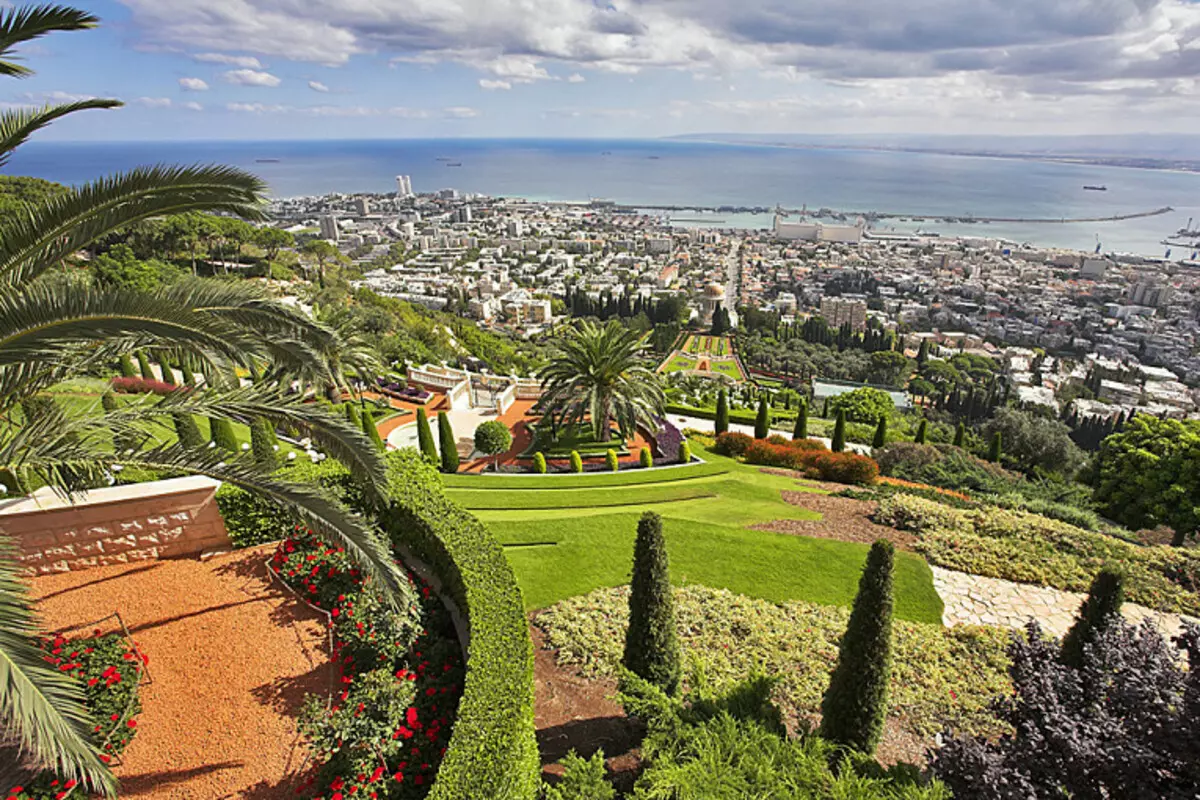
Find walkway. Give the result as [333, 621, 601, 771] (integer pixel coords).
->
[932, 565, 1199, 640]
[29, 546, 328, 799]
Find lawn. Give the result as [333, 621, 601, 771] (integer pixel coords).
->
[709, 359, 746, 381]
[441, 460, 729, 489]
[519, 423, 629, 458]
[445, 443, 944, 623]
[659, 354, 696, 374]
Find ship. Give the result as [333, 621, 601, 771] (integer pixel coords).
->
[255, 158, 281, 163]
[1083, 185, 1107, 191]
[446, 162, 463, 167]
[435, 156, 453, 161]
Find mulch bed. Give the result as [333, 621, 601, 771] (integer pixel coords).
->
[752, 481, 918, 552]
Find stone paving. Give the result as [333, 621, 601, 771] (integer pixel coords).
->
[932, 565, 1199, 640]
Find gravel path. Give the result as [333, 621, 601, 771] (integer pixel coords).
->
[29, 546, 328, 799]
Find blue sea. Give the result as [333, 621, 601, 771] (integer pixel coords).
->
[10, 138, 1200, 256]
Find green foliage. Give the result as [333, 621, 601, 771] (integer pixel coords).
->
[102, 391, 134, 454]
[986, 432, 1002, 463]
[172, 412, 203, 450]
[542, 751, 614, 800]
[90, 243, 181, 292]
[872, 416, 888, 449]
[475, 420, 514, 458]
[135, 350, 154, 381]
[209, 416, 239, 452]
[117, 354, 135, 378]
[416, 406, 438, 465]
[1061, 568, 1125, 669]
[606, 448, 619, 472]
[360, 407, 385, 452]
[179, 362, 196, 386]
[714, 389, 729, 436]
[624, 512, 682, 695]
[640, 447, 654, 469]
[793, 401, 808, 440]
[754, 397, 770, 439]
[158, 360, 176, 385]
[832, 410, 847, 453]
[678, 440, 692, 463]
[914, 419, 927, 445]
[533, 452, 548, 474]
[343, 401, 362, 428]
[1093, 416, 1200, 545]
[829, 387, 896, 423]
[437, 411, 459, 474]
[570, 451, 583, 473]
[982, 408, 1083, 476]
[953, 422, 965, 448]
[250, 418, 280, 468]
[820, 540, 894, 753]
[0, 175, 67, 216]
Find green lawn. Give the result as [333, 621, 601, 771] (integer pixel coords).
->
[446, 444, 944, 623]
[521, 424, 629, 457]
[709, 359, 745, 381]
[441, 460, 729, 489]
[659, 354, 695, 373]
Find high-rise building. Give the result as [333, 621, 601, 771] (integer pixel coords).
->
[354, 197, 371, 215]
[507, 219, 524, 238]
[319, 214, 340, 242]
[454, 205, 472, 224]
[395, 175, 414, 197]
[819, 296, 867, 331]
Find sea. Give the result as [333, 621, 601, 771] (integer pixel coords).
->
[10, 137, 1200, 257]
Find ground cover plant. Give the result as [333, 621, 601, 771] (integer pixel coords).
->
[538, 584, 1011, 743]
[874, 492, 1200, 615]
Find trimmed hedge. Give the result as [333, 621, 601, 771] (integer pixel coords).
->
[741, 438, 879, 485]
[380, 450, 539, 800]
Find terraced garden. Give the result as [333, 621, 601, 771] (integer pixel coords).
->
[658, 335, 747, 381]
[442, 442, 943, 621]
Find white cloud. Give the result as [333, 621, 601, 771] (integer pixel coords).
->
[178, 77, 209, 91]
[567, 73, 586, 83]
[193, 52, 263, 68]
[225, 101, 478, 119]
[223, 68, 282, 87]
[136, 96, 173, 108]
[479, 79, 511, 90]
[182, 101, 204, 111]
[227, 102, 288, 113]
[308, 80, 329, 92]
[23, 90, 96, 103]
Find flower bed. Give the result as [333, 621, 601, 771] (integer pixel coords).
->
[8, 631, 146, 800]
[271, 528, 464, 799]
[536, 585, 1012, 741]
[874, 493, 1200, 615]
[109, 376, 184, 396]
[732, 434, 879, 485]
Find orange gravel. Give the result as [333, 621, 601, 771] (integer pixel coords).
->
[28, 546, 329, 799]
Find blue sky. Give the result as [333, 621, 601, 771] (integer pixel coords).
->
[10, 0, 1200, 140]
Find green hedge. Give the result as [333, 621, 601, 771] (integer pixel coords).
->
[381, 450, 540, 799]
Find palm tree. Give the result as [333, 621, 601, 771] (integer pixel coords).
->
[0, 7, 401, 795]
[538, 319, 664, 441]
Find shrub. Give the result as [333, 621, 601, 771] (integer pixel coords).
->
[180, 362, 197, 386]
[814, 452, 879, 486]
[640, 447, 653, 469]
[416, 406, 438, 465]
[953, 422, 965, 447]
[110, 375, 183, 396]
[135, 350, 154, 380]
[820, 540, 894, 753]
[159, 360, 176, 385]
[605, 448, 619, 472]
[793, 400, 808, 440]
[542, 751, 614, 800]
[986, 431, 1002, 463]
[754, 397, 770, 439]
[831, 409, 847, 453]
[678, 440, 691, 463]
[715, 389, 729, 436]
[438, 411, 459, 473]
[344, 401, 362, 429]
[360, 408, 386, 452]
[713, 431, 753, 458]
[475, 420, 513, 462]
[533, 452, 547, 474]
[209, 416, 239, 452]
[623, 512, 681, 695]
[118, 353, 136, 378]
[1060, 568, 1125, 669]
[829, 387, 895, 423]
[914, 418, 928, 445]
[170, 411, 201, 450]
[872, 416, 888, 449]
[250, 418, 279, 468]
[570, 451, 583, 473]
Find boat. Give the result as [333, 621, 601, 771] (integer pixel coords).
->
[446, 162, 463, 167]
[435, 157, 452, 161]
[255, 158, 281, 163]
[1083, 185, 1107, 191]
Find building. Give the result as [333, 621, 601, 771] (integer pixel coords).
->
[775, 291, 798, 315]
[773, 215, 864, 244]
[699, 283, 725, 326]
[820, 296, 867, 331]
[454, 205, 473, 224]
[507, 219, 524, 238]
[1129, 281, 1174, 307]
[319, 214, 340, 242]
[646, 238, 673, 255]
[1080, 258, 1110, 279]
[354, 198, 371, 215]
[395, 175, 414, 197]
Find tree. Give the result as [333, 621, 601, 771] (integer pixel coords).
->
[953, 422, 965, 448]
[819, 540, 894, 753]
[343, 401, 362, 429]
[868, 350, 910, 387]
[539, 320, 664, 442]
[987, 431, 1002, 463]
[914, 419, 928, 445]
[173, 411, 203, 450]
[754, 396, 770, 440]
[360, 408, 385, 452]
[793, 401, 808, 440]
[831, 410, 846, 453]
[474, 420, 512, 472]
[570, 450, 583, 473]
[714, 389, 729, 436]
[136, 350, 154, 380]
[209, 416, 239, 452]
[159, 360, 176, 385]
[1092, 416, 1200, 546]
[254, 226, 293, 260]
[301, 239, 340, 286]
[1061, 569, 1125, 669]
[639, 447, 653, 469]
[118, 353, 135, 378]
[623, 512, 681, 695]
[415, 407, 437, 465]
[437, 411, 459, 473]
[872, 416, 888, 449]
[179, 362, 197, 387]
[828, 387, 894, 423]
[983, 407, 1084, 476]
[250, 418, 279, 468]
[678, 440, 691, 463]
[103, 391, 136, 454]
[533, 452, 547, 474]
[821, 398, 829, 418]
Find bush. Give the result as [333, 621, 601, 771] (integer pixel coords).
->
[623, 512, 681, 695]
[475, 420, 514, 463]
[542, 751, 614, 800]
[1060, 568, 1125, 669]
[793, 401, 808, 440]
[678, 440, 691, 464]
[754, 397, 770, 439]
[416, 406, 438, 465]
[361, 407, 386, 452]
[110, 375, 184, 396]
[159, 361, 176, 385]
[715, 389, 729, 436]
[829, 387, 895, 423]
[570, 451, 583, 473]
[250, 418, 279, 468]
[438, 411, 459, 474]
[533, 452, 548, 474]
[640, 447, 653, 469]
[832, 409, 847, 453]
[605, 449, 619, 472]
[135, 350, 154, 380]
[209, 416, 239, 452]
[813, 452, 880, 486]
[118, 353, 136, 378]
[713, 431, 753, 458]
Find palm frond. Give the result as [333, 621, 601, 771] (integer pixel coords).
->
[0, 165, 267, 288]
[0, 540, 117, 797]
[0, 100, 121, 167]
[0, 4, 97, 78]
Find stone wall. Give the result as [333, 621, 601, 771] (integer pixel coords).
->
[0, 476, 230, 575]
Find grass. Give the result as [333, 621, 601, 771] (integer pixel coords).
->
[441, 460, 729, 488]
[660, 354, 696, 373]
[446, 442, 944, 623]
[520, 424, 628, 457]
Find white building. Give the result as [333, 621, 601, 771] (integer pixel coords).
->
[820, 296, 867, 331]
[395, 175, 414, 197]
[775, 292, 798, 315]
[773, 215, 864, 244]
[319, 214, 340, 242]
[507, 219, 524, 238]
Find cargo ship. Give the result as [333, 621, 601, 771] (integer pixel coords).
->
[1083, 185, 1107, 191]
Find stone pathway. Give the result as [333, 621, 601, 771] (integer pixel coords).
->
[932, 565, 1199, 640]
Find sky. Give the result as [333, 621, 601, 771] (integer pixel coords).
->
[8, 0, 1200, 141]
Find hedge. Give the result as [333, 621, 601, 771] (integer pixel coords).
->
[380, 450, 539, 799]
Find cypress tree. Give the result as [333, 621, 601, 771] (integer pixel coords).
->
[136, 351, 155, 381]
[344, 402, 363, 429]
[570, 450, 583, 473]
[173, 411, 204, 450]
[104, 392, 135, 453]
[180, 362, 197, 387]
[361, 408, 386, 452]
[622, 512, 681, 695]
[159, 361, 176, 386]
[416, 407, 437, 464]
[819, 539, 894, 753]
[952, 421, 965, 448]
[678, 440, 691, 463]
[251, 418, 280, 468]
[437, 411, 459, 473]
[606, 448, 619, 472]
[987, 431, 1002, 463]
[714, 389, 730, 436]
[210, 417, 239, 452]
[822, 398, 829, 418]
[831, 409, 846, 453]
[754, 396, 770, 440]
[872, 416, 888, 449]
[639, 447, 653, 469]
[118, 354, 136, 378]
[914, 418, 928, 445]
[533, 452, 547, 474]
[793, 401, 808, 440]
[1061, 569, 1125, 669]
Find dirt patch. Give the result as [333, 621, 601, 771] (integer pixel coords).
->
[532, 623, 642, 793]
[28, 546, 329, 799]
[752, 490, 918, 552]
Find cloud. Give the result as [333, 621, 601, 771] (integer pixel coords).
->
[223, 68, 282, 87]
[178, 77, 209, 91]
[182, 101, 204, 111]
[24, 90, 96, 103]
[308, 80, 329, 92]
[193, 52, 263, 68]
[567, 73, 586, 83]
[135, 96, 173, 108]
[225, 101, 479, 119]
[479, 79, 511, 90]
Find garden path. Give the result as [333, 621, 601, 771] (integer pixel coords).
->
[932, 565, 1199, 639]
[30, 546, 329, 799]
